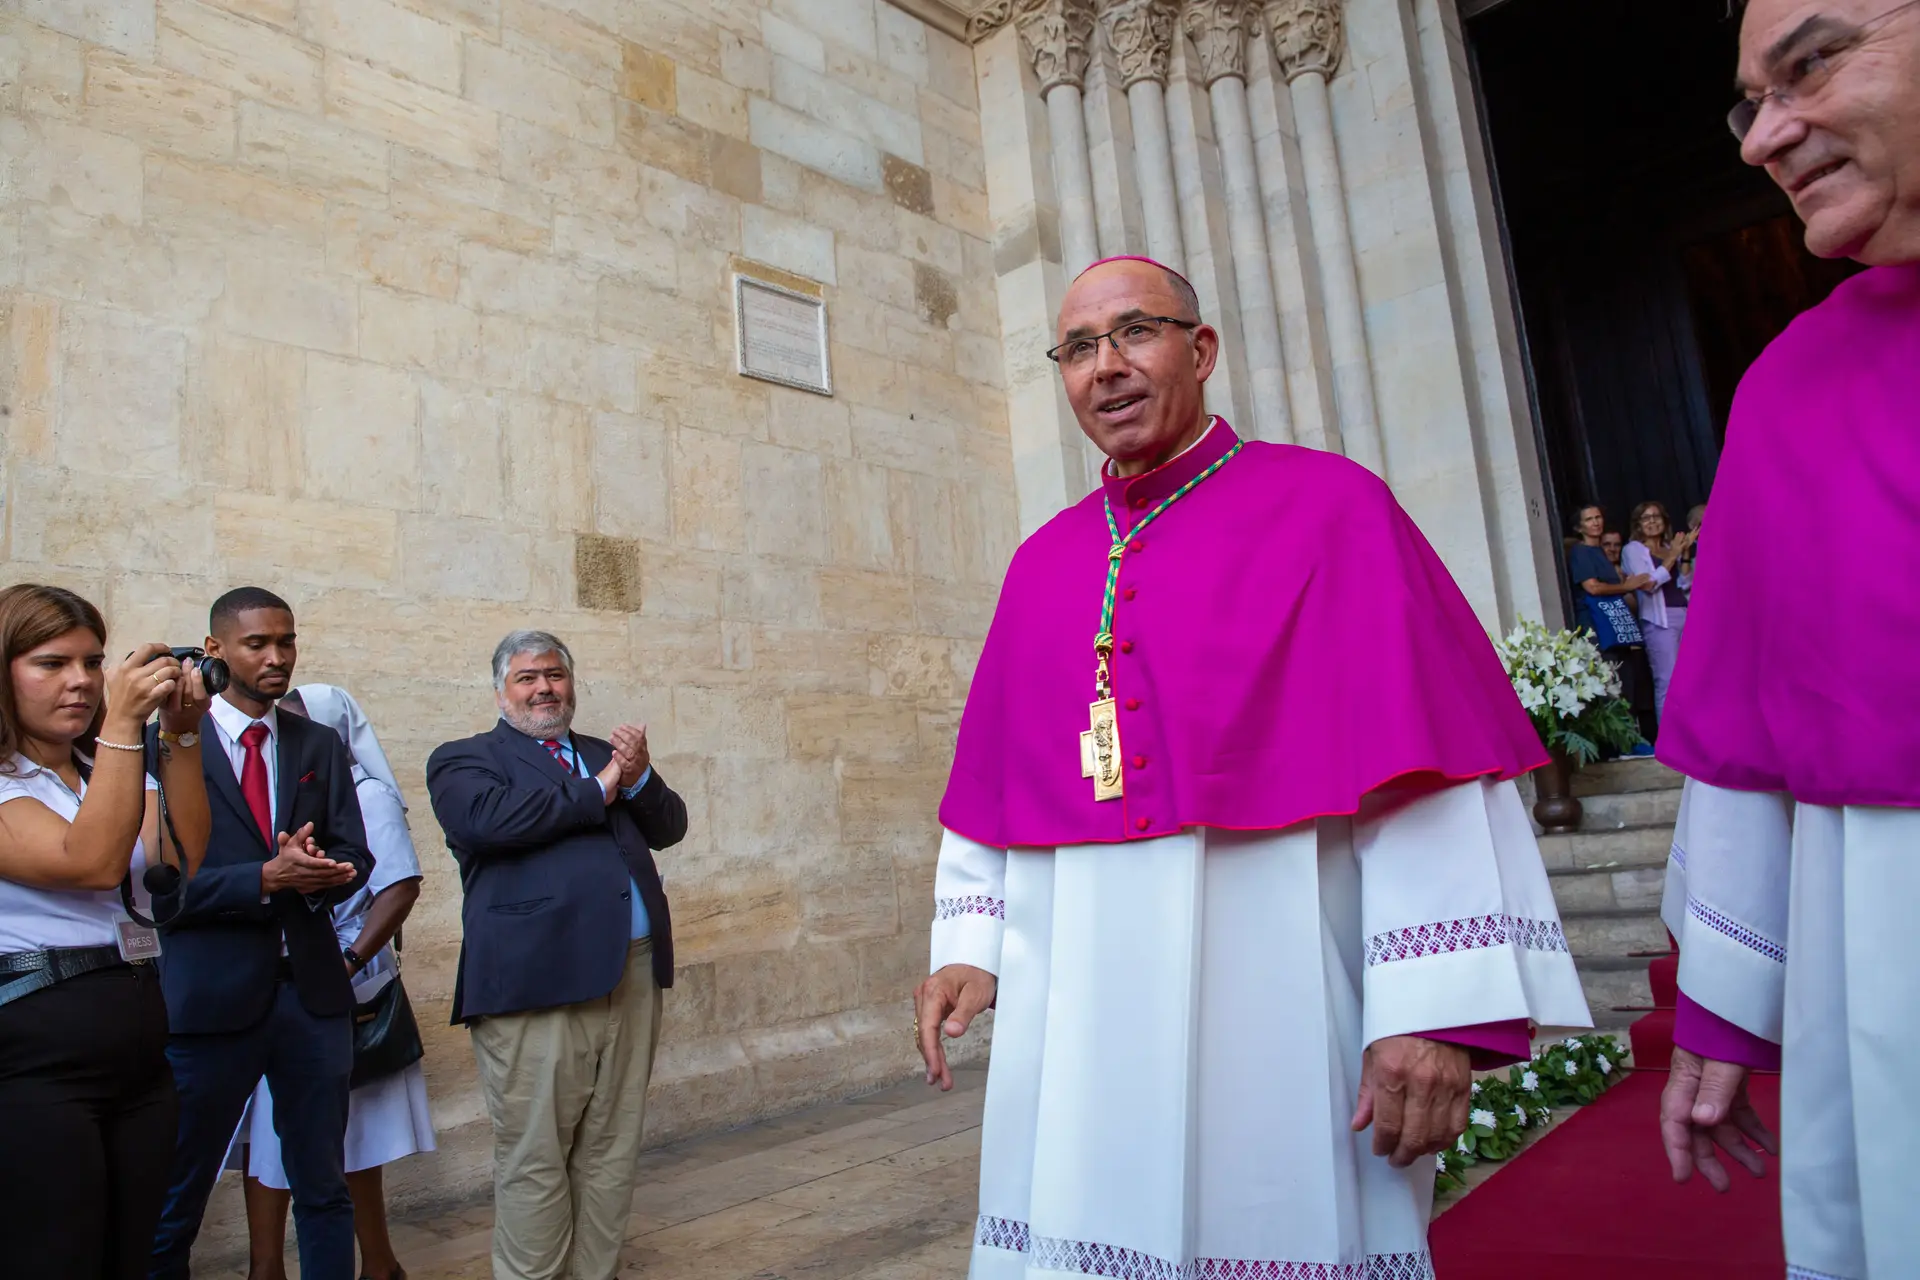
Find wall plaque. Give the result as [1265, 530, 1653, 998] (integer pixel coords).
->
[734, 274, 832, 396]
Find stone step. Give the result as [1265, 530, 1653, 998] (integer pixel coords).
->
[1571, 757, 1684, 796]
[1525, 785, 1681, 837]
[1573, 955, 1658, 1030]
[1549, 862, 1666, 914]
[1560, 907, 1671, 956]
[1538, 824, 1672, 873]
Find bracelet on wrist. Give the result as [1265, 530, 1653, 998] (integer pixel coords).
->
[94, 737, 144, 753]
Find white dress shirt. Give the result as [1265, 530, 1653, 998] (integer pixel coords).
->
[206, 695, 280, 831]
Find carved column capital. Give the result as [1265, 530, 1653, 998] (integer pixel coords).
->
[1263, 0, 1345, 83]
[1011, 0, 1098, 92]
[1099, 0, 1180, 89]
[1182, 0, 1254, 88]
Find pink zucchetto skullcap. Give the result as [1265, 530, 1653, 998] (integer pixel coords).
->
[1075, 255, 1194, 290]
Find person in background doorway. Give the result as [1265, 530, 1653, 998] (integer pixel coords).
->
[1600, 531, 1635, 613]
[1567, 505, 1658, 751]
[231, 684, 432, 1280]
[1624, 502, 1696, 723]
[1678, 504, 1707, 593]
[0, 584, 209, 1280]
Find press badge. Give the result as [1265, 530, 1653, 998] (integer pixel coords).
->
[114, 914, 163, 962]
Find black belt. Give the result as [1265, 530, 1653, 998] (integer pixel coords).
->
[0, 944, 129, 1010]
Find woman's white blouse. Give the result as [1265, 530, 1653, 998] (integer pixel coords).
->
[0, 753, 157, 953]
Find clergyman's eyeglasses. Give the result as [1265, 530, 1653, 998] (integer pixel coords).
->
[1728, 0, 1920, 141]
[1046, 317, 1199, 369]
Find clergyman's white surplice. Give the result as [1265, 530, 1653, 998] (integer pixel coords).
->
[932, 777, 1590, 1279]
[1663, 779, 1920, 1280]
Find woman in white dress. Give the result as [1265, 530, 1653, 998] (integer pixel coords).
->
[233, 684, 434, 1280]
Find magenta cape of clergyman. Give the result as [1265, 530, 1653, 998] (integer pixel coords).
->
[938, 420, 1546, 849]
[1658, 263, 1920, 807]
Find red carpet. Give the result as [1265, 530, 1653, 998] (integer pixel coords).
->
[1428, 1070, 1784, 1278]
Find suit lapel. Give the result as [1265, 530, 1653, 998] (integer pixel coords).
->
[573, 733, 612, 780]
[203, 733, 269, 853]
[273, 716, 297, 841]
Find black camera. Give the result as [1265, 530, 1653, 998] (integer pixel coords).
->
[170, 646, 231, 697]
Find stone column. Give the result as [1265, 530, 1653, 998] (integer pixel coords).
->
[1099, 0, 1186, 272]
[1012, 0, 1103, 279]
[1185, 0, 1291, 443]
[1265, 0, 1382, 475]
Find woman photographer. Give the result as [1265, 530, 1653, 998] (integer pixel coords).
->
[0, 583, 211, 1279]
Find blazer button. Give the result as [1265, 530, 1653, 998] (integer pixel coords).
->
[620, 890, 631, 900]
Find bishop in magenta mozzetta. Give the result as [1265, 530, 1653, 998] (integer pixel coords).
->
[912, 255, 1590, 1278]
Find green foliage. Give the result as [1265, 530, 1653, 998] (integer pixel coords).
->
[1433, 1034, 1628, 1194]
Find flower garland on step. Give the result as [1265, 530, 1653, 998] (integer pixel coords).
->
[1433, 1033, 1628, 1194]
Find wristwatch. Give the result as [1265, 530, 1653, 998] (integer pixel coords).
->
[159, 730, 200, 748]
[343, 946, 366, 973]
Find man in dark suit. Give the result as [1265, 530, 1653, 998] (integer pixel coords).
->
[427, 629, 685, 1280]
[148, 588, 372, 1280]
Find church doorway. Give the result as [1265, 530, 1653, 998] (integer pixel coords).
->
[1464, 0, 1860, 557]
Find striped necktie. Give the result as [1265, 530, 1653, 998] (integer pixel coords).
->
[540, 737, 572, 773]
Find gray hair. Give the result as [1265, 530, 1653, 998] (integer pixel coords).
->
[491, 629, 574, 691]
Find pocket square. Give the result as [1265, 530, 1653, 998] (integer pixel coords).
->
[299, 770, 317, 783]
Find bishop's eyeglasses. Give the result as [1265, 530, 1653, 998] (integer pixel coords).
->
[1728, 0, 1920, 141]
[1046, 317, 1199, 370]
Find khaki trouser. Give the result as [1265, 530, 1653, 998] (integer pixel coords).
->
[471, 939, 662, 1280]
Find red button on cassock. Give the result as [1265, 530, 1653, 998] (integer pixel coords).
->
[1123, 588, 1136, 600]
[1135, 816, 1151, 831]
[1119, 640, 1133, 654]
[1132, 755, 1147, 770]
[1125, 698, 1141, 711]
[1132, 496, 1148, 509]
[1129, 540, 1144, 553]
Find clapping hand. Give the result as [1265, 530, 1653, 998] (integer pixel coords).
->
[261, 822, 355, 896]
[610, 723, 650, 789]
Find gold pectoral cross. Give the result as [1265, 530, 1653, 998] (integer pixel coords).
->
[1079, 697, 1124, 801]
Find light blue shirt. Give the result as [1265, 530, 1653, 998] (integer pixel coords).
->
[545, 734, 651, 940]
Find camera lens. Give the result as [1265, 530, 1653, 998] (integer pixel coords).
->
[198, 657, 230, 696]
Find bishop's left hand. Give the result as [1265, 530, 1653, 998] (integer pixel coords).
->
[1351, 1035, 1472, 1168]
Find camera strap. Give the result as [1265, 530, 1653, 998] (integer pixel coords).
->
[116, 732, 184, 933]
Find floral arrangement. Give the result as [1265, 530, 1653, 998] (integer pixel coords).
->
[1492, 620, 1643, 765]
[1433, 1033, 1628, 1194]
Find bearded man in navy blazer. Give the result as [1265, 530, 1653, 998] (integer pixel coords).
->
[427, 629, 685, 1280]
[148, 588, 372, 1280]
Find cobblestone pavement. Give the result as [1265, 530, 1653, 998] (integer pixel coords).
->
[211, 1046, 1596, 1279]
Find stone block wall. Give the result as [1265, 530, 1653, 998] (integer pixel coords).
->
[0, 0, 1011, 1244]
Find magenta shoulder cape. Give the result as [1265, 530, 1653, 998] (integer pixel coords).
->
[1657, 264, 1920, 807]
[938, 421, 1546, 848]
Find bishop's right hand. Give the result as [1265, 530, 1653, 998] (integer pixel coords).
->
[914, 963, 995, 1092]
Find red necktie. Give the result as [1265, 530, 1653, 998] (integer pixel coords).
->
[541, 738, 572, 773]
[239, 722, 273, 848]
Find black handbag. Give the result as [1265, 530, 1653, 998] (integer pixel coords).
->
[350, 975, 425, 1089]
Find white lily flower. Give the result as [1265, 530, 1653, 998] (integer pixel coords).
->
[1471, 1081, 1482, 1096]
[1470, 1108, 1497, 1130]
[1521, 1070, 1539, 1092]
[1596, 1055, 1612, 1075]
[1564, 1059, 1579, 1077]
[1564, 1037, 1582, 1049]
[1513, 1105, 1528, 1127]
[1456, 1135, 1471, 1155]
